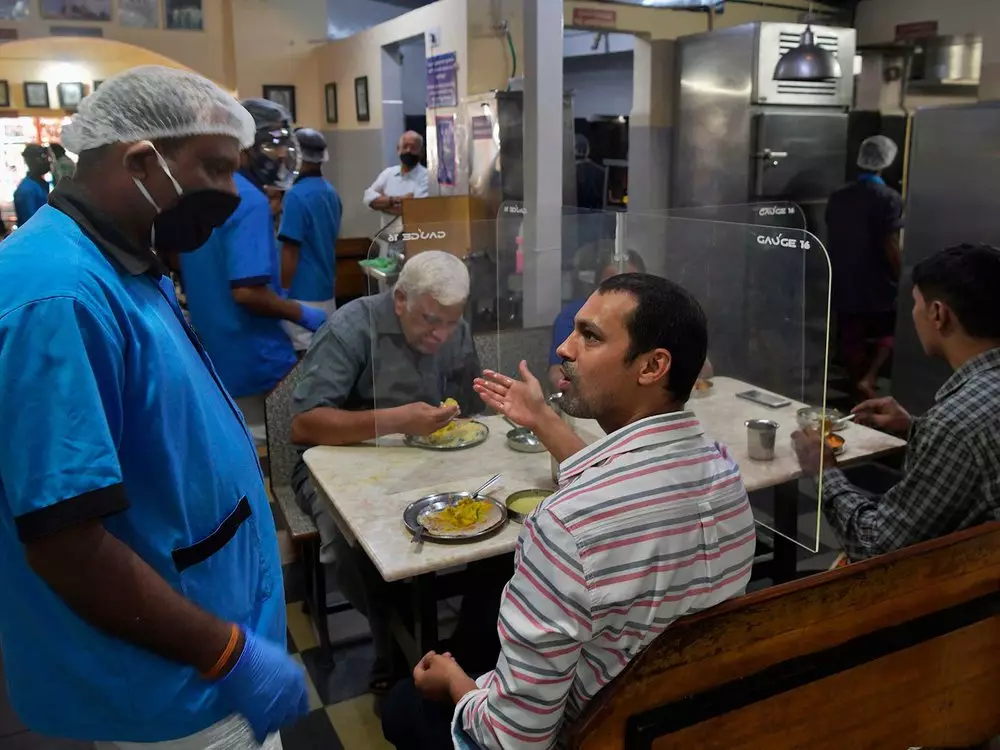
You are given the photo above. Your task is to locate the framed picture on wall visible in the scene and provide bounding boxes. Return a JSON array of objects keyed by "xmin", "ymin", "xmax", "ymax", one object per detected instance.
[
  {"xmin": 262, "ymin": 85, "xmax": 296, "ymax": 123},
  {"xmin": 0, "ymin": 1, "xmax": 30, "ymax": 20},
  {"xmin": 0, "ymin": 81, "xmax": 10, "ymax": 108},
  {"xmin": 325, "ymin": 83, "xmax": 337, "ymax": 124},
  {"xmin": 23, "ymin": 81, "xmax": 49, "ymax": 108},
  {"xmin": 354, "ymin": 76, "xmax": 369, "ymax": 123},
  {"xmin": 41, "ymin": 0, "xmax": 111, "ymax": 20},
  {"xmin": 164, "ymin": 0, "xmax": 201, "ymax": 30},
  {"xmin": 119, "ymin": 0, "xmax": 159, "ymax": 28},
  {"xmin": 57, "ymin": 82, "xmax": 85, "ymax": 110}
]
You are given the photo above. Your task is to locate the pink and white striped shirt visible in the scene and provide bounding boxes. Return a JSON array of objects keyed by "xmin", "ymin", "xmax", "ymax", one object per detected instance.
[{"xmin": 454, "ymin": 411, "xmax": 756, "ymax": 748}]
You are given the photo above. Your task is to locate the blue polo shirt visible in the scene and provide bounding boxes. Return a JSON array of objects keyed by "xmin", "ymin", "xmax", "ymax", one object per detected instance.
[
  {"xmin": 0, "ymin": 190, "xmax": 284, "ymax": 742},
  {"xmin": 13, "ymin": 175, "xmax": 49, "ymax": 225},
  {"xmin": 278, "ymin": 173, "xmax": 342, "ymax": 303},
  {"xmin": 180, "ymin": 171, "xmax": 296, "ymax": 397}
]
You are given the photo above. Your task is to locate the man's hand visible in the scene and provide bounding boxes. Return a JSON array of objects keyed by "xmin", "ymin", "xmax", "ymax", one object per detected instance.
[
  {"xmin": 216, "ymin": 630, "xmax": 309, "ymax": 742},
  {"xmin": 852, "ymin": 397, "xmax": 912, "ymax": 435},
  {"xmin": 391, "ymin": 401, "xmax": 459, "ymax": 436},
  {"xmin": 413, "ymin": 651, "xmax": 475, "ymax": 704},
  {"xmin": 791, "ymin": 427, "xmax": 837, "ymax": 476},
  {"xmin": 475, "ymin": 360, "xmax": 546, "ymax": 430}
]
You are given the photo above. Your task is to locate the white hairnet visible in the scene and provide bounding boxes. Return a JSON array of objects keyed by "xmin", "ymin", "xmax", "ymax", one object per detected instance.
[
  {"xmin": 61, "ymin": 65, "xmax": 255, "ymax": 154},
  {"xmin": 857, "ymin": 135, "xmax": 898, "ymax": 172}
]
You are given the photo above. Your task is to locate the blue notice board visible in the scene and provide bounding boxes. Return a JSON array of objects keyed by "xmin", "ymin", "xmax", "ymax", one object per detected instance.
[{"xmin": 427, "ymin": 52, "xmax": 458, "ymax": 109}]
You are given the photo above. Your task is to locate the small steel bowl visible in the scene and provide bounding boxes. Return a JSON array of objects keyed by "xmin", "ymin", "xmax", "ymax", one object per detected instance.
[
  {"xmin": 506, "ymin": 427, "xmax": 546, "ymax": 453},
  {"xmin": 505, "ymin": 488, "xmax": 553, "ymax": 523}
]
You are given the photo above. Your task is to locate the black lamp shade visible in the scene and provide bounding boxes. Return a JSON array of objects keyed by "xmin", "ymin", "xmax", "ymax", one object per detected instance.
[{"xmin": 773, "ymin": 26, "xmax": 842, "ymax": 81}]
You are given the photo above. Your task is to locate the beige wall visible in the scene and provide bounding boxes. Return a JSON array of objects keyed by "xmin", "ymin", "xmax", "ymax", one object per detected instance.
[
  {"xmin": 0, "ymin": 1, "xmax": 228, "ymax": 85},
  {"xmin": 315, "ymin": 0, "xmax": 467, "ymax": 131}
]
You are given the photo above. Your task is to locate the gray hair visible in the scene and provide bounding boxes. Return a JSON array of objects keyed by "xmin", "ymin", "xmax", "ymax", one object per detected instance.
[
  {"xmin": 394, "ymin": 251, "xmax": 469, "ymax": 306},
  {"xmin": 399, "ymin": 130, "xmax": 424, "ymax": 151}
]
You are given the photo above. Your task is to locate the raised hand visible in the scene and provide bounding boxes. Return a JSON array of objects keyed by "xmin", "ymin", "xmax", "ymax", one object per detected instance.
[{"xmin": 474, "ymin": 360, "xmax": 546, "ymax": 431}]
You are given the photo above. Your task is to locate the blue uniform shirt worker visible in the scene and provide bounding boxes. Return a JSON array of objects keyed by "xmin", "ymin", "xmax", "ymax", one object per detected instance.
[
  {"xmin": 181, "ymin": 98, "xmax": 323, "ymax": 443},
  {"xmin": 793, "ymin": 244, "xmax": 1000, "ymax": 561},
  {"xmin": 0, "ymin": 65, "xmax": 307, "ymax": 749},
  {"xmin": 279, "ymin": 127, "xmax": 342, "ymax": 351},
  {"xmin": 13, "ymin": 143, "xmax": 50, "ymax": 226}
]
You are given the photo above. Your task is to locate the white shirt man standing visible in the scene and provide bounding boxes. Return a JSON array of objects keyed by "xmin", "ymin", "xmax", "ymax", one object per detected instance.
[{"xmin": 363, "ymin": 130, "xmax": 429, "ymax": 229}]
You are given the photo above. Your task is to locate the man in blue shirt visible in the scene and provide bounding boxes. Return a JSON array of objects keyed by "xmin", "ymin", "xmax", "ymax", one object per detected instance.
[
  {"xmin": 181, "ymin": 99, "xmax": 326, "ymax": 443},
  {"xmin": 0, "ymin": 66, "xmax": 306, "ymax": 748},
  {"xmin": 279, "ymin": 128, "xmax": 342, "ymax": 351},
  {"xmin": 12, "ymin": 143, "xmax": 50, "ymax": 226}
]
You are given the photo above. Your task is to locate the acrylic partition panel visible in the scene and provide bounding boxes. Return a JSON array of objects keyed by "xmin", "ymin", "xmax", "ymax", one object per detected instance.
[
  {"xmin": 501, "ymin": 201, "xmax": 833, "ymax": 552},
  {"xmin": 365, "ymin": 220, "xmax": 500, "ymax": 461}
]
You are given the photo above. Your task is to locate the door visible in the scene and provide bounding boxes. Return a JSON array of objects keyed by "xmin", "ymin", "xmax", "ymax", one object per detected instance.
[{"xmin": 752, "ymin": 110, "xmax": 848, "ymax": 201}]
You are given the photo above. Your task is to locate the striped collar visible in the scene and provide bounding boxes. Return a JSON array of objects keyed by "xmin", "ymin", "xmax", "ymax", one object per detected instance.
[{"xmin": 558, "ymin": 411, "xmax": 705, "ymax": 484}]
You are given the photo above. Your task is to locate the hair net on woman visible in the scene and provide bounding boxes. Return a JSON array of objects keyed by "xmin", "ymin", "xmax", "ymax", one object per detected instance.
[
  {"xmin": 857, "ymin": 135, "xmax": 898, "ymax": 172},
  {"xmin": 61, "ymin": 65, "xmax": 255, "ymax": 154}
]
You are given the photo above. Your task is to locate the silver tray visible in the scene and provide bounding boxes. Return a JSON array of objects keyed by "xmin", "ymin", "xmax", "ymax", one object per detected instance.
[
  {"xmin": 403, "ymin": 491, "xmax": 508, "ymax": 543},
  {"xmin": 404, "ymin": 419, "xmax": 490, "ymax": 451}
]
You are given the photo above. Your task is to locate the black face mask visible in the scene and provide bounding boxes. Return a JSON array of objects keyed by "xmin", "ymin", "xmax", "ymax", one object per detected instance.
[
  {"xmin": 399, "ymin": 152, "xmax": 420, "ymax": 169},
  {"xmin": 132, "ymin": 145, "xmax": 241, "ymax": 253},
  {"xmin": 152, "ymin": 189, "xmax": 241, "ymax": 254}
]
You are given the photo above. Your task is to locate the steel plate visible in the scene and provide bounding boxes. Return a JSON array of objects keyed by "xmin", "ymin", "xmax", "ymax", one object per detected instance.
[
  {"xmin": 404, "ymin": 420, "xmax": 490, "ymax": 451},
  {"xmin": 403, "ymin": 491, "xmax": 508, "ymax": 543}
]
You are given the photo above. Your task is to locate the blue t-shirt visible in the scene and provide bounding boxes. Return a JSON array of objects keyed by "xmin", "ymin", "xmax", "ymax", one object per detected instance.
[
  {"xmin": 0, "ymin": 205, "xmax": 284, "ymax": 742},
  {"xmin": 13, "ymin": 176, "xmax": 49, "ymax": 226},
  {"xmin": 549, "ymin": 299, "xmax": 585, "ymax": 365},
  {"xmin": 278, "ymin": 174, "xmax": 342, "ymax": 303},
  {"xmin": 180, "ymin": 171, "xmax": 297, "ymax": 398}
]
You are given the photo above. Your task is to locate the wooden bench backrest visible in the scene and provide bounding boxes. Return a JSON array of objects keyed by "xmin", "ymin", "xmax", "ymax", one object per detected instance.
[{"xmin": 569, "ymin": 523, "xmax": 1000, "ymax": 750}]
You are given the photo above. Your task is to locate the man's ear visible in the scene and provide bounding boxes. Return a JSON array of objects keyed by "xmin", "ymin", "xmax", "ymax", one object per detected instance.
[
  {"xmin": 637, "ymin": 348, "xmax": 671, "ymax": 388},
  {"xmin": 122, "ymin": 141, "xmax": 158, "ymax": 181}
]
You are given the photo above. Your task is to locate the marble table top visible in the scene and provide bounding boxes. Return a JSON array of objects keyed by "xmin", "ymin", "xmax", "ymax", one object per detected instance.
[{"xmin": 304, "ymin": 376, "xmax": 907, "ymax": 582}]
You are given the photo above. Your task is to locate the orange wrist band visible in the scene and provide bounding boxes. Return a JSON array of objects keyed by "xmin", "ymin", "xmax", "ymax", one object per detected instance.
[{"xmin": 203, "ymin": 624, "xmax": 241, "ymax": 680}]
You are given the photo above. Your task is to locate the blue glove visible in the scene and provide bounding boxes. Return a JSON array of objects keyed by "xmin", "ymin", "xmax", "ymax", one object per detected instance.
[
  {"xmin": 216, "ymin": 630, "xmax": 309, "ymax": 743},
  {"xmin": 297, "ymin": 304, "xmax": 327, "ymax": 332}
]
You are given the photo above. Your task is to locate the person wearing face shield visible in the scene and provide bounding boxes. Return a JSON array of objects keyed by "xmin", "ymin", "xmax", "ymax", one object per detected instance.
[
  {"xmin": 278, "ymin": 127, "xmax": 342, "ymax": 352},
  {"xmin": 0, "ymin": 66, "xmax": 307, "ymax": 749},
  {"xmin": 178, "ymin": 98, "xmax": 322, "ymax": 442}
]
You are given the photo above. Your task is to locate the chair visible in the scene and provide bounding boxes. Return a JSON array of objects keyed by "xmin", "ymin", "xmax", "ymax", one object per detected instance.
[
  {"xmin": 264, "ymin": 361, "xmax": 350, "ymax": 664},
  {"xmin": 568, "ymin": 522, "xmax": 1000, "ymax": 750}
]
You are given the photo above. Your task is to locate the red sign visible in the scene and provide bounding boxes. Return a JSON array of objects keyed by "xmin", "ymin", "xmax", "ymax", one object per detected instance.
[
  {"xmin": 895, "ymin": 21, "xmax": 938, "ymax": 41},
  {"xmin": 571, "ymin": 7, "xmax": 617, "ymax": 30}
]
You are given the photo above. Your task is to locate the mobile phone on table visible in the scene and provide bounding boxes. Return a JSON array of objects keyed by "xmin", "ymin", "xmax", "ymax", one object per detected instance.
[{"xmin": 735, "ymin": 389, "xmax": 791, "ymax": 409}]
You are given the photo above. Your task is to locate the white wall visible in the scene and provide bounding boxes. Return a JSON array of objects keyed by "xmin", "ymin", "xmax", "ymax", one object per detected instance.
[
  {"xmin": 564, "ymin": 51, "xmax": 633, "ymax": 118},
  {"xmin": 854, "ymin": 0, "xmax": 1000, "ymax": 98},
  {"xmin": 563, "ymin": 30, "xmax": 634, "ymax": 58}
]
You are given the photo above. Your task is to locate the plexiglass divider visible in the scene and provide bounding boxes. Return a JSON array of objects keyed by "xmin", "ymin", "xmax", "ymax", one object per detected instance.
[
  {"xmin": 364, "ymin": 220, "xmax": 500, "ymax": 485},
  {"xmin": 499, "ymin": 201, "xmax": 832, "ymax": 553}
]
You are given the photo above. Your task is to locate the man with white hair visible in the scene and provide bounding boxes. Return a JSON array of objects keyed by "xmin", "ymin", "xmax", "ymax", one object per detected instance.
[
  {"xmin": 363, "ymin": 130, "xmax": 429, "ymax": 226},
  {"xmin": 290, "ymin": 250, "xmax": 485, "ymax": 693},
  {"xmin": 0, "ymin": 66, "xmax": 306, "ymax": 748},
  {"xmin": 826, "ymin": 134, "xmax": 904, "ymax": 400}
]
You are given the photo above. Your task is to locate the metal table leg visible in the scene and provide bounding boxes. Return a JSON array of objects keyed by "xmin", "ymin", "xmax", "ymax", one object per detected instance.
[
  {"xmin": 412, "ymin": 573, "xmax": 439, "ymax": 656},
  {"xmin": 306, "ymin": 538, "xmax": 333, "ymax": 667},
  {"xmin": 772, "ymin": 481, "xmax": 800, "ymax": 584}
]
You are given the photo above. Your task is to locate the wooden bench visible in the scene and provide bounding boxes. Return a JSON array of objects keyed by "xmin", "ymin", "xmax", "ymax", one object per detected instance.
[{"xmin": 569, "ymin": 523, "xmax": 1000, "ymax": 750}]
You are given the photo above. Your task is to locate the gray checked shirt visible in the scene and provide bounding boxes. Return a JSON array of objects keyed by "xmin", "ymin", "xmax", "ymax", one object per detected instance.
[{"xmin": 822, "ymin": 347, "xmax": 1000, "ymax": 560}]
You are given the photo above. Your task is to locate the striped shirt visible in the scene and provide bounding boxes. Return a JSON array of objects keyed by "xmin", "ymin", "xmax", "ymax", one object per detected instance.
[{"xmin": 453, "ymin": 411, "xmax": 756, "ymax": 748}]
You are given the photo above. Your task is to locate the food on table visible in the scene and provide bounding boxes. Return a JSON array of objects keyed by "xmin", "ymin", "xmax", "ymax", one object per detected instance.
[
  {"xmin": 507, "ymin": 491, "xmax": 549, "ymax": 517},
  {"xmin": 426, "ymin": 398, "xmax": 462, "ymax": 443},
  {"xmin": 797, "ymin": 406, "xmax": 846, "ymax": 434},
  {"xmin": 825, "ymin": 433, "xmax": 845, "ymax": 452},
  {"xmin": 419, "ymin": 497, "xmax": 498, "ymax": 535}
]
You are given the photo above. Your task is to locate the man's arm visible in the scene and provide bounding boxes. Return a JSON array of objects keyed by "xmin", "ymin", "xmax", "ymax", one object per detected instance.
[
  {"xmin": 231, "ymin": 285, "xmax": 309, "ymax": 323},
  {"xmin": 363, "ymin": 170, "xmax": 398, "ymax": 213},
  {"xmin": 884, "ymin": 230, "xmax": 902, "ymax": 279},
  {"xmin": 820, "ymin": 416, "xmax": 977, "ymax": 560},
  {"xmin": 455, "ymin": 508, "xmax": 591, "ymax": 748},
  {"xmin": 26, "ymin": 520, "xmax": 239, "ymax": 674},
  {"xmin": 280, "ymin": 241, "xmax": 300, "ymax": 292},
  {"xmin": 278, "ymin": 191, "xmax": 305, "ymax": 291},
  {"xmin": 415, "ymin": 169, "xmax": 430, "ymax": 198}
]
